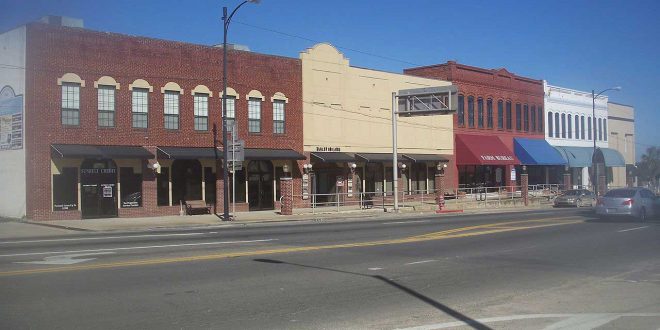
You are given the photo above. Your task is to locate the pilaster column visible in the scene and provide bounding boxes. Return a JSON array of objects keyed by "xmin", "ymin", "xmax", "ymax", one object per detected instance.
[{"xmin": 280, "ymin": 177, "xmax": 293, "ymax": 215}]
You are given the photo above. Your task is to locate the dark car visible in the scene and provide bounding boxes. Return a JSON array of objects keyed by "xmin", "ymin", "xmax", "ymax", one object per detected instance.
[{"xmin": 554, "ymin": 189, "xmax": 596, "ymax": 208}]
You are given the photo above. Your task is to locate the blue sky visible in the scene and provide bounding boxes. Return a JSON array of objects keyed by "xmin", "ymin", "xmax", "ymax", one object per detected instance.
[{"xmin": 1, "ymin": 0, "xmax": 658, "ymax": 160}]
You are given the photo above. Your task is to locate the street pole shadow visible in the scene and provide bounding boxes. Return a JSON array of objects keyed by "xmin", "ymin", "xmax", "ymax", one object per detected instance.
[{"xmin": 253, "ymin": 258, "xmax": 492, "ymax": 330}]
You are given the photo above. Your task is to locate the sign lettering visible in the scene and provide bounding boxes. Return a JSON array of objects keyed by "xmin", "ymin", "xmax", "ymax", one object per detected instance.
[
  {"xmin": 316, "ymin": 146, "xmax": 341, "ymax": 152},
  {"xmin": 480, "ymin": 155, "xmax": 514, "ymax": 161}
]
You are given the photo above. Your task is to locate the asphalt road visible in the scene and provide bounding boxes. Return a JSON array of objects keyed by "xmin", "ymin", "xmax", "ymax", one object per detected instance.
[{"xmin": 1, "ymin": 209, "xmax": 659, "ymax": 329}]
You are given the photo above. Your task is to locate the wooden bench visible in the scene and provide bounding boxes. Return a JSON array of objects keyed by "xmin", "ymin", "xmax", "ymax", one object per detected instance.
[{"xmin": 185, "ymin": 200, "xmax": 211, "ymax": 215}]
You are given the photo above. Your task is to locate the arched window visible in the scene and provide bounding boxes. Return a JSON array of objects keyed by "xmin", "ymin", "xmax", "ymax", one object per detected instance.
[
  {"xmin": 538, "ymin": 106, "xmax": 543, "ymax": 132},
  {"xmin": 486, "ymin": 99, "xmax": 493, "ymax": 128},
  {"xmin": 506, "ymin": 101, "xmax": 512, "ymax": 130},
  {"xmin": 567, "ymin": 114, "xmax": 572, "ymax": 139},
  {"xmin": 548, "ymin": 111, "xmax": 553, "ymax": 138},
  {"xmin": 574, "ymin": 115, "xmax": 579, "ymax": 140},
  {"xmin": 515, "ymin": 103, "xmax": 522, "ymax": 131},
  {"xmin": 457, "ymin": 95, "xmax": 465, "ymax": 127},
  {"xmin": 554, "ymin": 112, "xmax": 560, "ymax": 137},
  {"xmin": 497, "ymin": 100, "xmax": 504, "ymax": 129},
  {"xmin": 561, "ymin": 113, "xmax": 566, "ymax": 138},
  {"xmin": 477, "ymin": 97, "xmax": 484, "ymax": 128},
  {"xmin": 603, "ymin": 119, "xmax": 608, "ymax": 141},
  {"xmin": 531, "ymin": 105, "xmax": 536, "ymax": 132},
  {"xmin": 523, "ymin": 104, "xmax": 529, "ymax": 132},
  {"xmin": 598, "ymin": 118, "xmax": 603, "ymax": 141},
  {"xmin": 467, "ymin": 96, "xmax": 475, "ymax": 128},
  {"xmin": 581, "ymin": 116, "xmax": 585, "ymax": 140},
  {"xmin": 588, "ymin": 117, "xmax": 592, "ymax": 140}
]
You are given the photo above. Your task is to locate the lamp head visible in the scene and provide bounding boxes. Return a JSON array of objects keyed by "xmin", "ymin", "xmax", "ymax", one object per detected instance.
[
  {"xmin": 248, "ymin": 0, "xmax": 261, "ymax": 3},
  {"xmin": 613, "ymin": 86, "xmax": 622, "ymax": 91}
]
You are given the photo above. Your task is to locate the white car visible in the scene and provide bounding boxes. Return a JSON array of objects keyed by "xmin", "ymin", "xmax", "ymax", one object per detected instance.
[{"xmin": 595, "ymin": 188, "xmax": 658, "ymax": 221}]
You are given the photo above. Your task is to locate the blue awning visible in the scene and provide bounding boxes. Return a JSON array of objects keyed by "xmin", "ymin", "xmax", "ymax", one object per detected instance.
[
  {"xmin": 553, "ymin": 146, "xmax": 626, "ymax": 168},
  {"xmin": 554, "ymin": 146, "xmax": 593, "ymax": 168},
  {"xmin": 514, "ymin": 138, "xmax": 566, "ymax": 165},
  {"xmin": 601, "ymin": 148, "xmax": 626, "ymax": 167}
]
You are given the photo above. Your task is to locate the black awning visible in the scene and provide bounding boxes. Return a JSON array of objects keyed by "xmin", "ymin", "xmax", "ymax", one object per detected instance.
[
  {"xmin": 244, "ymin": 149, "xmax": 306, "ymax": 160},
  {"xmin": 51, "ymin": 144, "xmax": 154, "ymax": 159},
  {"xmin": 157, "ymin": 147, "xmax": 221, "ymax": 159},
  {"xmin": 310, "ymin": 152, "xmax": 355, "ymax": 162},
  {"xmin": 355, "ymin": 153, "xmax": 403, "ymax": 163},
  {"xmin": 402, "ymin": 154, "xmax": 450, "ymax": 163}
]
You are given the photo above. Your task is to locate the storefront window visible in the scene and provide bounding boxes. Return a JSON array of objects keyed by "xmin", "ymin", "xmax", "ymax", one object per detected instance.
[
  {"xmin": 120, "ymin": 167, "xmax": 142, "ymax": 208},
  {"xmin": 157, "ymin": 167, "xmax": 170, "ymax": 206},
  {"xmin": 204, "ymin": 167, "xmax": 216, "ymax": 205},
  {"xmin": 53, "ymin": 167, "xmax": 78, "ymax": 211},
  {"xmin": 231, "ymin": 169, "xmax": 246, "ymax": 203}
]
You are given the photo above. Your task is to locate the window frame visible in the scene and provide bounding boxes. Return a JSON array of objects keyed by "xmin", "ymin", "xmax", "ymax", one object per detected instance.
[
  {"xmin": 506, "ymin": 101, "xmax": 512, "ymax": 130},
  {"xmin": 193, "ymin": 93, "xmax": 209, "ymax": 131},
  {"xmin": 515, "ymin": 103, "xmax": 522, "ymax": 131},
  {"xmin": 523, "ymin": 104, "xmax": 529, "ymax": 132},
  {"xmin": 272, "ymin": 99, "xmax": 286, "ymax": 134},
  {"xmin": 548, "ymin": 111, "xmax": 553, "ymax": 138},
  {"xmin": 530, "ymin": 105, "xmax": 536, "ymax": 132},
  {"xmin": 457, "ymin": 95, "xmax": 465, "ymax": 127},
  {"xmin": 97, "ymin": 85, "xmax": 116, "ymax": 128},
  {"xmin": 497, "ymin": 100, "xmax": 503, "ymax": 129},
  {"xmin": 131, "ymin": 87, "xmax": 149, "ymax": 129},
  {"xmin": 61, "ymin": 82, "xmax": 81, "ymax": 126},
  {"xmin": 164, "ymin": 90, "xmax": 180, "ymax": 130},
  {"xmin": 248, "ymin": 97, "xmax": 262, "ymax": 133},
  {"xmin": 477, "ymin": 97, "xmax": 484, "ymax": 128},
  {"xmin": 467, "ymin": 96, "xmax": 475, "ymax": 128}
]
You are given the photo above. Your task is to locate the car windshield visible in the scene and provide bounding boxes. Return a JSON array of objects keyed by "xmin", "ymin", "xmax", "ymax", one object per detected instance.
[
  {"xmin": 604, "ymin": 189, "xmax": 636, "ymax": 198},
  {"xmin": 562, "ymin": 190, "xmax": 581, "ymax": 196}
]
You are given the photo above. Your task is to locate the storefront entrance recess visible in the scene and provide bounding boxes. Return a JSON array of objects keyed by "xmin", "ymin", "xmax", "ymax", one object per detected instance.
[{"xmin": 80, "ymin": 159, "xmax": 118, "ymax": 219}]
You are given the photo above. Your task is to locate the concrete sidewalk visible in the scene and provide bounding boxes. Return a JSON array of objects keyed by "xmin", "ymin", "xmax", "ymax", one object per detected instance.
[{"xmin": 0, "ymin": 204, "xmax": 556, "ymax": 240}]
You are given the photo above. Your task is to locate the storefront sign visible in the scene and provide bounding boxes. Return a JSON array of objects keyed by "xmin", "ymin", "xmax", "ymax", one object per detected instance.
[
  {"xmin": 510, "ymin": 168, "xmax": 516, "ymax": 182},
  {"xmin": 480, "ymin": 155, "xmax": 514, "ymax": 161},
  {"xmin": 302, "ymin": 173, "xmax": 309, "ymax": 200},
  {"xmin": 336, "ymin": 176, "xmax": 344, "ymax": 187},
  {"xmin": 122, "ymin": 201, "xmax": 140, "ymax": 208},
  {"xmin": 316, "ymin": 146, "xmax": 341, "ymax": 152},
  {"xmin": 347, "ymin": 179, "xmax": 353, "ymax": 197},
  {"xmin": 81, "ymin": 168, "xmax": 117, "ymax": 174},
  {"xmin": 102, "ymin": 184, "xmax": 113, "ymax": 198},
  {"xmin": 53, "ymin": 203, "xmax": 77, "ymax": 211}
]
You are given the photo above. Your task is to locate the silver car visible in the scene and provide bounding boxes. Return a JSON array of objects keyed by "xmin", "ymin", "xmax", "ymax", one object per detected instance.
[
  {"xmin": 595, "ymin": 188, "xmax": 658, "ymax": 221},
  {"xmin": 554, "ymin": 189, "xmax": 596, "ymax": 208}
]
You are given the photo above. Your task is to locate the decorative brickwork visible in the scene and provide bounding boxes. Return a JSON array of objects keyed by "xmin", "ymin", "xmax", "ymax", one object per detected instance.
[
  {"xmin": 279, "ymin": 177, "xmax": 293, "ymax": 215},
  {"xmin": 521, "ymin": 173, "xmax": 529, "ymax": 206}
]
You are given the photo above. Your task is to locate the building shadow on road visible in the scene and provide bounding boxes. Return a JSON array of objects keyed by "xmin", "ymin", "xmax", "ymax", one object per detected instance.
[{"xmin": 253, "ymin": 258, "xmax": 492, "ymax": 330}]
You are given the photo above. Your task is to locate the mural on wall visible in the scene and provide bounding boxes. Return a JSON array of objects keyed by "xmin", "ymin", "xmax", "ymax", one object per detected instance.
[{"xmin": 0, "ymin": 85, "xmax": 23, "ymax": 150}]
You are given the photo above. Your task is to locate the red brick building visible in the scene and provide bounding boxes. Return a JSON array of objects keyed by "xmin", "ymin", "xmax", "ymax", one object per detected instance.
[
  {"xmin": 405, "ymin": 61, "xmax": 563, "ymax": 190},
  {"xmin": 11, "ymin": 19, "xmax": 304, "ymax": 220}
]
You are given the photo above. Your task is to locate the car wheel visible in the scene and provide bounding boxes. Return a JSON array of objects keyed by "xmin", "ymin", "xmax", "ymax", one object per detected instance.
[
  {"xmin": 638, "ymin": 207, "xmax": 647, "ymax": 222},
  {"xmin": 576, "ymin": 199, "xmax": 582, "ymax": 207}
]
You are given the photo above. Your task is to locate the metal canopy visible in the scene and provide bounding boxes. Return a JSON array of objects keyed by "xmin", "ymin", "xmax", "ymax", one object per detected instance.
[
  {"xmin": 51, "ymin": 144, "xmax": 154, "ymax": 159},
  {"xmin": 157, "ymin": 147, "xmax": 221, "ymax": 159},
  {"xmin": 244, "ymin": 149, "xmax": 306, "ymax": 160},
  {"xmin": 355, "ymin": 153, "xmax": 404, "ymax": 163},
  {"xmin": 402, "ymin": 154, "xmax": 450, "ymax": 163},
  {"xmin": 310, "ymin": 152, "xmax": 355, "ymax": 163}
]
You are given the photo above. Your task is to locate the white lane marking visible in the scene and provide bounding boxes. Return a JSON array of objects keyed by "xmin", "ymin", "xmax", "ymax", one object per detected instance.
[
  {"xmin": 618, "ymin": 226, "xmax": 649, "ymax": 233},
  {"xmin": 405, "ymin": 260, "xmax": 436, "ymax": 265},
  {"xmin": 368, "ymin": 267, "xmax": 383, "ymax": 271},
  {"xmin": 15, "ymin": 252, "xmax": 116, "ymax": 265},
  {"xmin": 0, "ymin": 239, "xmax": 277, "ymax": 258},
  {"xmin": 384, "ymin": 220, "xmax": 430, "ymax": 225},
  {"xmin": 542, "ymin": 313, "xmax": 622, "ymax": 330},
  {"xmin": 0, "ymin": 232, "xmax": 208, "ymax": 245},
  {"xmin": 396, "ymin": 313, "xmax": 660, "ymax": 330}
]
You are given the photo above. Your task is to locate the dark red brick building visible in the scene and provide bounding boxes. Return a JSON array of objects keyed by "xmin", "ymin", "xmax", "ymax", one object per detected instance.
[
  {"xmin": 405, "ymin": 61, "xmax": 560, "ymax": 190},
  {"xmin": 20, "ymin": 20, "xmax": 304, "ymax": 220}
]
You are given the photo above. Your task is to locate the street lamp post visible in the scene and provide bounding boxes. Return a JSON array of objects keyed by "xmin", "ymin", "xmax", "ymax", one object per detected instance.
[
  {"xmin": 221, "ymin": 0, "xmax": 259, "ymax": 220},
  {"xmin": 591, "ymin": 86, "xmax": 621, "ymax": 196}
]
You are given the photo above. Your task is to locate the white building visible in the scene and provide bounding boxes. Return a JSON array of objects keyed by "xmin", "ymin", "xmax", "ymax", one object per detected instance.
[{"xmin": 544, "ymin": 81, "xmax": 625, "ymax": 190}]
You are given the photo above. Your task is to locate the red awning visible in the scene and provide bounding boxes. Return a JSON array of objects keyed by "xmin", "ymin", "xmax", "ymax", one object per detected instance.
[{"xmin": 455, "ymin": 134, "xmax": 518, "ymax": 165}]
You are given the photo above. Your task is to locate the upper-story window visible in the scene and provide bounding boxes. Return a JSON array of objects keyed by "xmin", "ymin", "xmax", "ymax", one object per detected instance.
[
  {"xmin": 497, "ymin": 100, "xmax": 503, "ymax": 129},
  {"xmin": 561, "ymin": 113, "xmax": 566, "ymax": 138},
  {"xmin": 248, "ymin": 98, "xmax": 262, "ymax": 133},
  {"xmin": 162, "ymin": 82, "xmax": 182, "ymax": 130},
  {"xmin": 554, "ymin": 112, "xmax": 560, "ymax": 137},
  {"xmin": 537, "ymin": 106, "xmax": 543, "ymax": 132},
  {"xmin": 547, "ymin": 111, "xmax": 553, "ymax": 138},
  {"xmin": 567, "ymin": 114, "xmax": 572, "ymax": 139},
  {"xmin": 486, "ymin": 99, "xmax": 493, "ymax": 129},
  {"xmin": 61, "ymin": 83, "xmax": 81, "ymax": 126},
  {"xmin": 581, "ymin": 116, "xmax": 585, "ymax": 140},
  {"xmin": 97, "ymin": 86, "xmax": 115, "ymax": 127},
  {"xmin": 574, "ymin": 115, "xmax": 579, "ymax": 140},
  {"xmin": 457, "ymin": 95, "xmax": 465, "ymax": 127},
  {"xmin": 130, "ymin": 79, "xmax": 152, "ymax": 129},
  {"xmin": 477, "ymin": 98, "xmax": 484, "ymax": 128},
  {"xmin": 224, "ymin": 96, "xmax": 236, "ymax": 131},
  {"xmin": 273, "ymin": 100, "xmax": 286, "ymax": 134},
  {"xmin": 164, "ymin": 91, "xmax": 180, "ymax": 130},
  {"xmin": 515, "ymin": 103, "xmax": 522, "ymax": 131},
  {"xmin": 530, "ymin": 106, "xmax": 536, "ymax": 132},
  {"xmin": 523, "ymin": 104, "xmax": 529, "ymax": 132},
  {"xmin": 467, "ymin": 96, "xmax": 475, "ymax": 128},
  {"xmin": 194, "ymin": 93, "xmax": 209, "ymax": 131},
  {"xmin": 598, "ymin": 118, "xmax": 603, "ymax": 141},
  {"xmin": 132, "ymin": 88, "xmax": 149, "ymax": 128},
  {"xmin": 506, "ymin": 101, "xmax": 512, "ymax": 130},
  {"xmin": 603, "ymin": 119, "xmax": 608, "ymax": 141},
  {"xmin": 587, "ymin": 117, "xmax": 592, "ymax": 140}
]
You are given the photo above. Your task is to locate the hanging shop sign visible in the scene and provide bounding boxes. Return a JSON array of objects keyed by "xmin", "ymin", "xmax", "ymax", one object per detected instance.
[{"xmin": 302, "ymin": 173, "xmax": 309, "ymax": 200}]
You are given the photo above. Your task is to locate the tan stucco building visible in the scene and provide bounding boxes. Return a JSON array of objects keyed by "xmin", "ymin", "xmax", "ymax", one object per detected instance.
[
  {"xmin": 607, "ymin": 102, "xmax": 636, "ymax": 187},
  {"xmin": 300, "ymin": 43, "xmax": 455, "ymax": 201}
]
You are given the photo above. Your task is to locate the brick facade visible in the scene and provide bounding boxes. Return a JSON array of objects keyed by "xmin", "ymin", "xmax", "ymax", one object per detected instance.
[
  {"xmin": 405, "ymin": 61, "xmax": 545, "ymax": 190},
  {"xmin": 24, "ymin": 23, "xmax": 303, "ymax": 220}
]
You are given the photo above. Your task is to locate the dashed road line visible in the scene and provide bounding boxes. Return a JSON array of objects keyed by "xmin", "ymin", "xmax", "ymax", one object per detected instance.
[
  {"xmin": 405, "ymin": 260, "xmax": 436, "ymax": 265},
  {"xmin": 0, "ymin": 232, "xmax": 208, "ymax": 245},
  {"xmin": 618, "ymin": 226, "xmax": 649, "ymax": 233}
]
